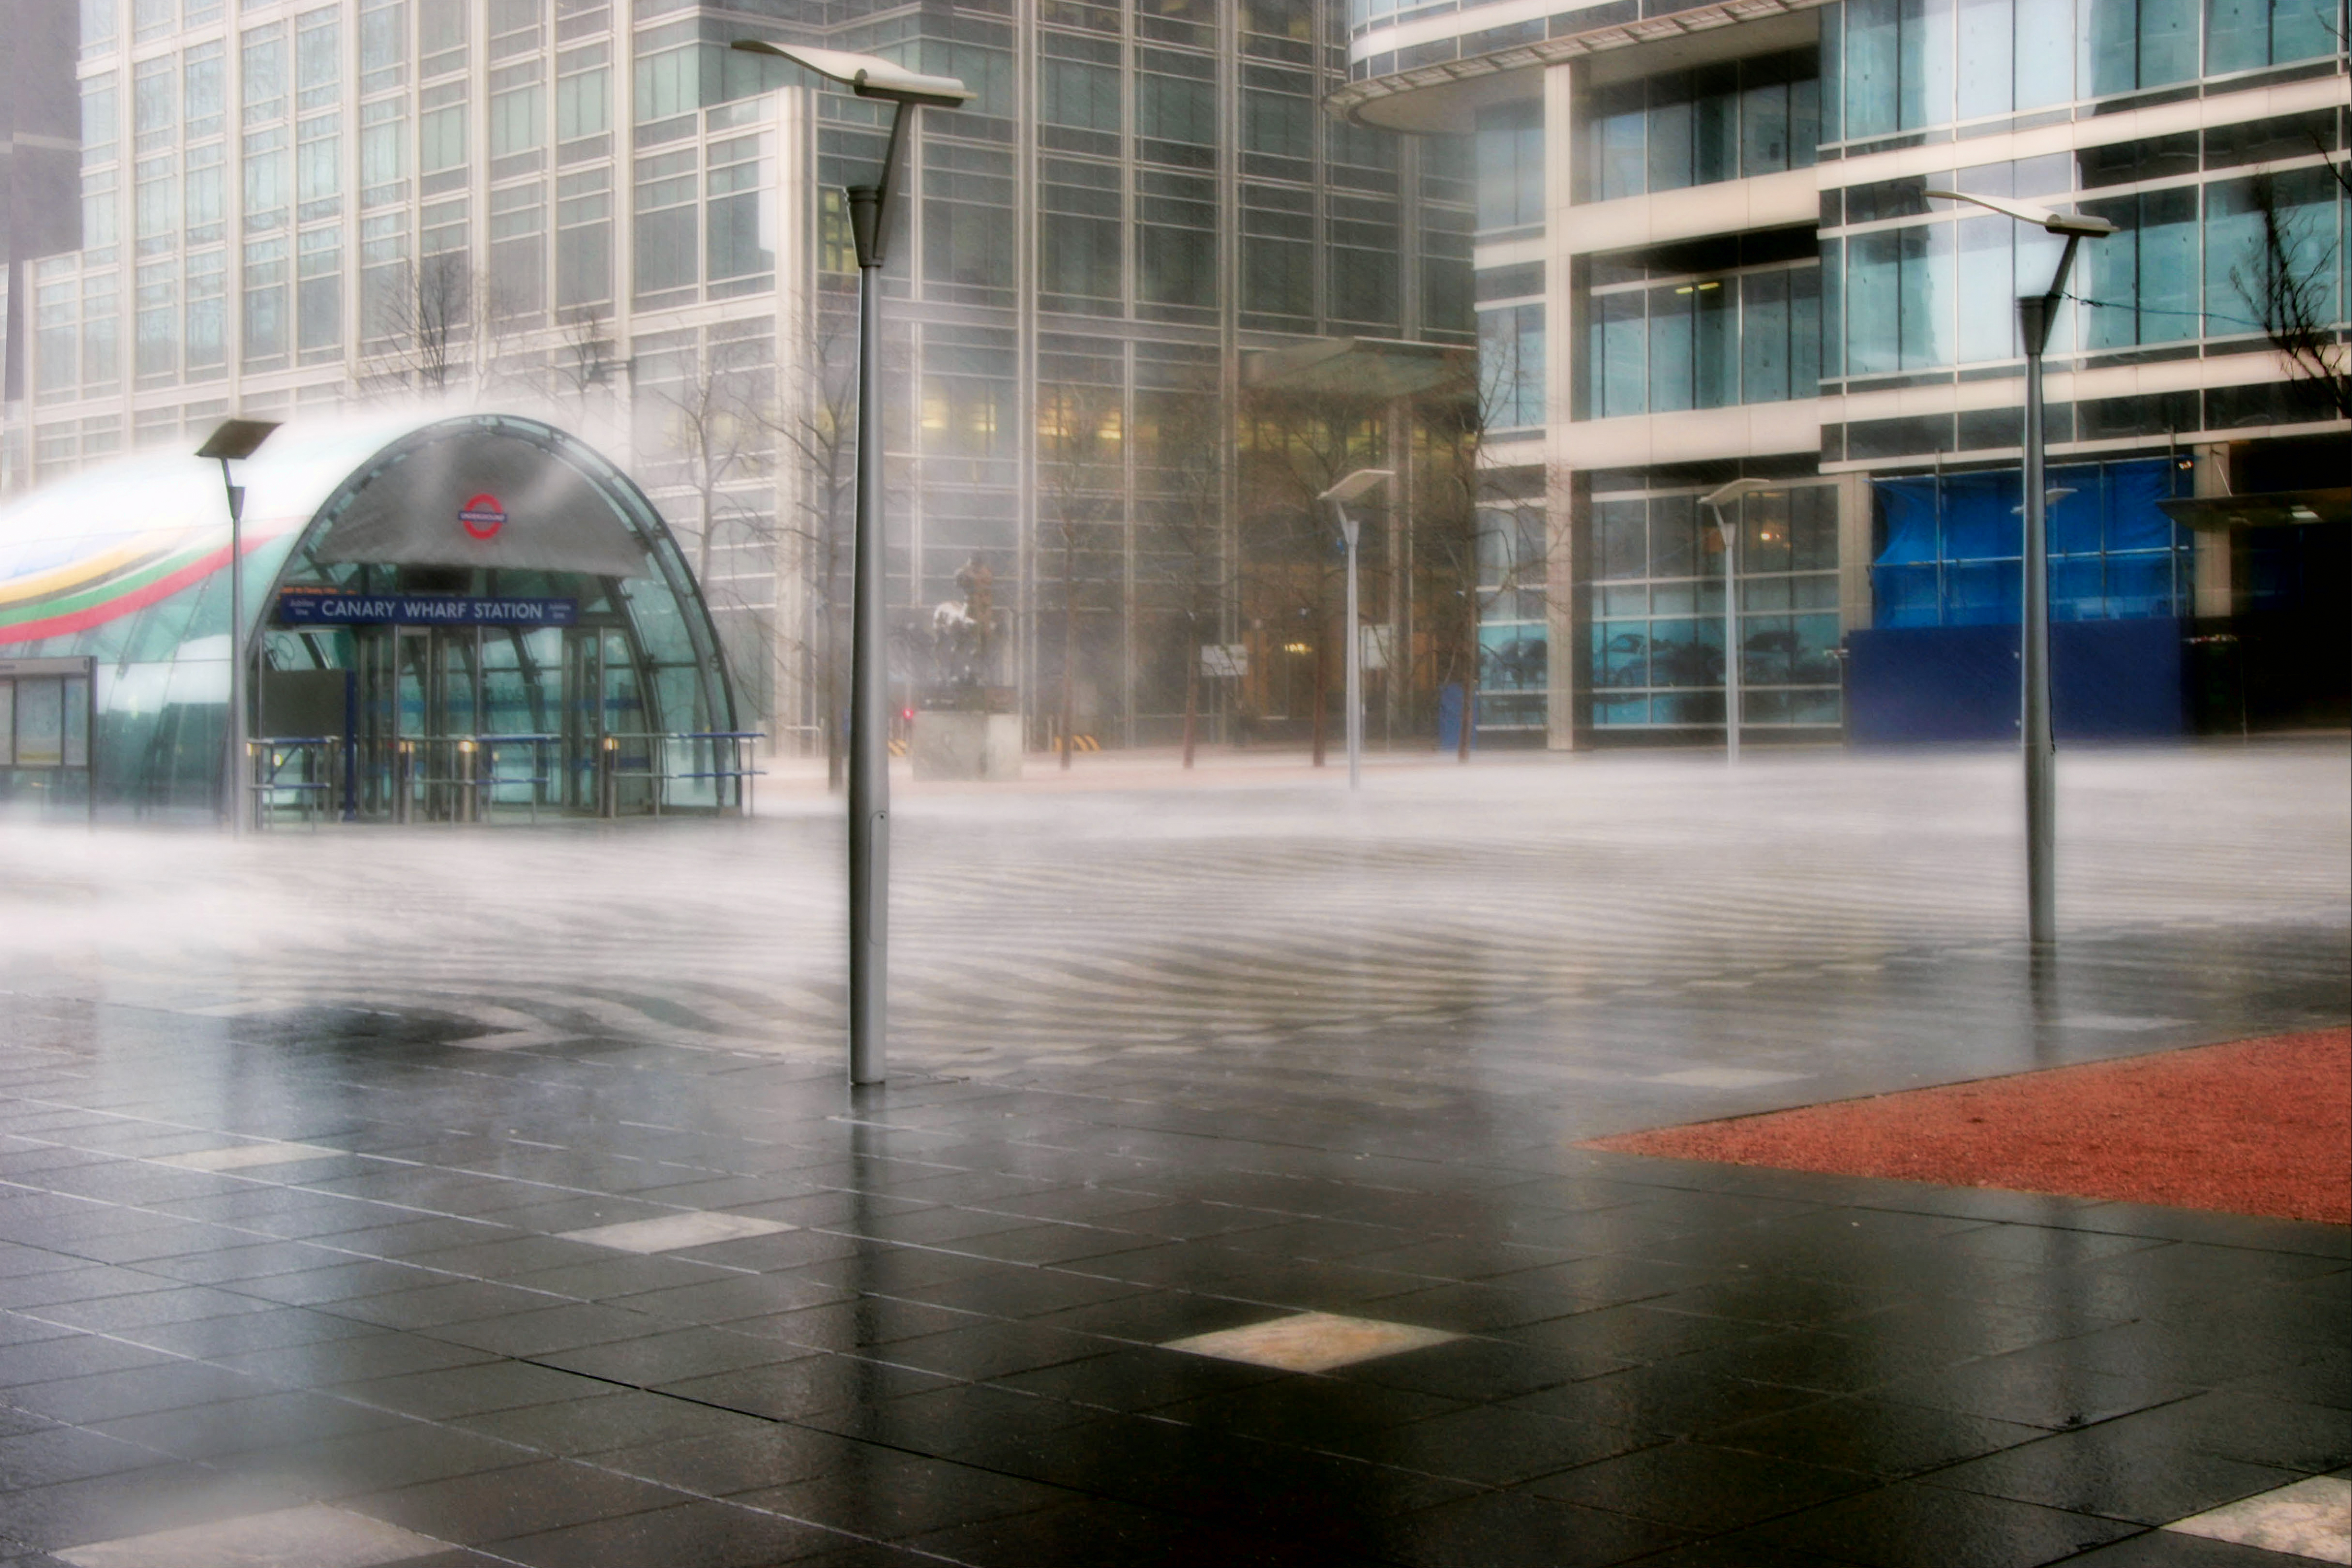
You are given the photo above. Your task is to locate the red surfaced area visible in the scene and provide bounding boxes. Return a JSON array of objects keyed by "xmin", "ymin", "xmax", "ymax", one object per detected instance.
[{"xmin": 1586, "ymin": 1029, "xmax": 2351, "ymax": 1225}]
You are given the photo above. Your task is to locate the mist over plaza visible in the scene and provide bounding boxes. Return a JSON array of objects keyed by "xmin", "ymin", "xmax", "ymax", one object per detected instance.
[{"xmin": 0, "ymin": 0, "xmax": 2346, "ymax": 1564}]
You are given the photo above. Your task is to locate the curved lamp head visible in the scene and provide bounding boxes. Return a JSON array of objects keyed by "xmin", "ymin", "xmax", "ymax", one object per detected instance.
[
  {"xmin": 1700, "ymin": 477, "xmax": 1774, "ymax": 510},
  {"xmin": 1923, "ymin": 190, "xmax": 2118, "ymax": 238},
  {"xmin": 729, "ymin": 40, "xmax": 971, "ymax": 108},
  {"xmin": 1320, "ymin": 468, "xmax": 1393, "ymax": 506},
  {"xmin": 195, "ymin": 418, "xmax": 280, "ymax": 462}
]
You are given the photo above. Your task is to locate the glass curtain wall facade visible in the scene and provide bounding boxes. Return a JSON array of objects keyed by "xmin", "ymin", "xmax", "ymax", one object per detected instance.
[
  {"xmin": 11, "ymin": 1, "xmax": 1479, "ymax": 752},
  {"xmin": 802, "ymin": 0, "xmax": 1474, "ymax": 747},
  {"xmin": 1334, "ymin": 0, "xmax": 2346, "ymax": 748}
]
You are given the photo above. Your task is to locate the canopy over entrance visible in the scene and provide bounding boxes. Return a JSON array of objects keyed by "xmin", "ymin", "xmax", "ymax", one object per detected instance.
[{"xmin": 0, "ymin": 411, "xmax": 741, "ymax": 821}]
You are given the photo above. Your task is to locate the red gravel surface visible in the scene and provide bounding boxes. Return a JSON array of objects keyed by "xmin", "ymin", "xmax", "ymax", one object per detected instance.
[{"xmin": 1586, "ymin": 1029, "xmax": 2351, "ymax": 1225}]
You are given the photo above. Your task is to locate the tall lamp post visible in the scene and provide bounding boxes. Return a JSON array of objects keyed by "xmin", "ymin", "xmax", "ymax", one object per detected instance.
[
  {"xmin": 1319, "ymin": 469, "xmax": 1391, "ymax": 791},
  {"xmin": 1924, "ymin": 190, "xmax": 2114, "ymax": 947},
  {"xmin": 1699, "ymin": 478, "xmax": 1773, "ymax": 768},
  {"xmin": 732, "ymin": 40, "xmax": 970, "ymax": 1085},
  {"xmin": 194, "ymin": 418, "xmax": 280, "ymax": 838}
]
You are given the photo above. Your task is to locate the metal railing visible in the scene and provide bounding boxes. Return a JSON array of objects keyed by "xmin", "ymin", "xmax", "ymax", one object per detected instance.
[
  {"xmin": 596, "ymin": 731, "xmax": 765, "ymax": 817},
  {"xmin": 248, "ymin": 736, "xmax": 340, "ymax": 828},
  {"xmin": 263, "ymin": 732, "xmax": 765, "ymax": 824}
]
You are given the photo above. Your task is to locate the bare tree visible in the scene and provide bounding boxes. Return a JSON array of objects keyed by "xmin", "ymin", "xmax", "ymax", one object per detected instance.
[
  {"xmin": 1420, "ymin": 328, "xmax": 1544, "ymax": 762},
  {"xmin": 1236, "ymin": 379, "xmax": 1388, "ymax": 765},
  {"xmin": 361, "ymin": 255, "xmax": 529, "ymax": 403},
  {"xmin": 646, "ymin": 339, "xmax": 779, "ymax": 590},
  {"xmin": 1037, "ymin": 382, "xmax": 1124, "ymax": 770},
  {"xmin": 773, "ymin": 310, "xmax": 859, "ymax": 789},
  {"xmin": 1137, "ymin": 377, "xmax": 1230, "ymax": 768},
  {"xmin": 2232, "ymin": 156, "xmax": 2352, "ymax": 423}
]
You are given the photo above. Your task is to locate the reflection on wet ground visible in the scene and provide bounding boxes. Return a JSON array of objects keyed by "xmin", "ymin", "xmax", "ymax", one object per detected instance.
[{"xmin": 0, "ymin": 746, "xmax": 2345, "ymax": 1564}]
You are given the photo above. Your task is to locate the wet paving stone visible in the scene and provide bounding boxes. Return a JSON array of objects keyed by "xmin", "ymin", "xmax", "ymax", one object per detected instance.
[{"xmin": 0, "ymin": 750, "xmax": 2346, "ymax": 1561}]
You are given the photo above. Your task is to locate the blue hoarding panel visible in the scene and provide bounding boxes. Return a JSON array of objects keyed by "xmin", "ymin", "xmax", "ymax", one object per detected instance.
[{"xmin": 1848, "ymin": 619, "xmax": 2185, "ymax": 743}]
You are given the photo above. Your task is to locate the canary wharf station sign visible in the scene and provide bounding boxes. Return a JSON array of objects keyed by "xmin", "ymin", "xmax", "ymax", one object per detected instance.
[{"xmin": 275, "ymin": 591, "xmax": 580, "ymax": 628}]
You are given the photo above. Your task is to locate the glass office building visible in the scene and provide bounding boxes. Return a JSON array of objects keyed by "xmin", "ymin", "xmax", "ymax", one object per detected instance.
[
  {"xmin": 3, "ymin": 0, "xmax": 1477, "ymax": 756},
  {"xmin": 1338, "ymin": 0, "xmax": 2349, "ymax": 745}
]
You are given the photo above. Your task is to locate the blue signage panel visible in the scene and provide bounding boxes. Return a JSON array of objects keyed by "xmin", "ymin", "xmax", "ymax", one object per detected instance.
[{"xmin": 275, "ymin": 593, "xmax": 580, "ymax": 628}]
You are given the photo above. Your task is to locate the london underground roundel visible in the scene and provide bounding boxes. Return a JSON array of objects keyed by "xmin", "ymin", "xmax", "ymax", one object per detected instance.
[{"xmin": 458, "ymin": 493, "xmax": 508, "ymax": 540}]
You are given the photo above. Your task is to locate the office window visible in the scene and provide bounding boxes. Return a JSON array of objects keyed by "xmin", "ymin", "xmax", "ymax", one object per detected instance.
[
  {"xmin": 185, "ymin": 42, "xmax": 224, "ymax": 141},
  {"xmin": 296, "ymin": 8, "xmax": 340, "ymax": 112},
  {"xmin": 135, "ymin": 158, "xmax": 175, "ymax": 257},
  {"xmin": 1479, "ymin": 303, "xmax": 1545, "ymax": 429},
  {"xmin": 635, "ymin": 46, "xmax": 701, "ymax": 126},
  {"xmin": 1040, "ymin": 159, "xmax": 1121, "ymax": 305},
  {"xmin": 419, "ymin": 0, "xmax": 465, "ymax": 76},
  {"xmin": 1330, "ymin": 206, "xmax": 1400, "ymax": 328},
  {"xmin": 1842, "ymin": 224, "xmax": 1952, "ymax": 374},
  {"xmin": 359, "ymin": 0, "xmax": 408, "ymax": 94},
  {"xmin": 557, "ymin": 47, "xmax": 611, "ymax": 140},
  {"xmin": 706, "ymin": 135, "xmax": 771, "ymax": 285},
  {"xmin": 491, "ymin": 66, "xmax": 545, "ymax": 159},
  {"xmin": 925, "ymin": 145, "xmax": 1017, "ymax": 293},
  {"xmin": 82, "ymin": 273, "xmax": 119, "ymax": 390},
  {"xmin": 420, "ymin": 86, "xmax": 466, "ymax": 174},
  {"xmin": 489, "ymin": 185, "xmax": 544, "ymax": 316},
  {"xmin": 298, "ymin": 227, "xmax": 341, "ymax": 355},
  {"xmin": 36, "ymin": 281, "xmax": 76, "ymax": 396},
  {"xmin": 81, "ymin": 169, "xmax": 118, "ymax": 264},
  {"xmin": 1043, "ymin": 60, "xmax": 1120, "ymax": 131},
  {"xmin": 1243, "ymin": 89, "xmax": 1311, "ymax": 157},
  {"xmin": 635, "ymin": 149, "xmax": 698, "ymax": 297},
  {"xmin": 1581, "ymin": 50, "xmax": 1818, "ymax": 202},
  {"xmin": 298, "ymin": 114, "xmax": 340, "ymax": 221},
  {"xmin": 244, "ymin": 128, "xmax": 289, "ymax": 232},
  {"xmin": 2209, "ymin": 0, "xmax": 2343, "ymax": 74},
  {"xmin": 243, "ymin": 23, "xmax": 286, "ymax": 124},
  {"xmin": 2205, "ymin": 167, "xmax": 2342, "ymax": 341},
  {"xmin": 1138, "ymin": 74, "xmax": 1216, "ymax": 146},
  {"xmin": 556, "ymin": 169, "xmax": 612, "ymax": 307},
  {"xmin": 1139, "ymin": 174, "xmax": 1215, "ymax": 306},
  {"xmin": 243, "ymin": 236, "xmax": 287, "ymax": 365},
  {"xmin": 360, "ymin": 100, "xmax": 407, "ymax": 203},
  {"xmin": 135, "ymin": 261, "xmax": 175, "ymax": 380},
  {"xmin": 185, "ymin": 250, "xmax": 224, "ymax": 374},
  {"xmin": 1042, "ymin": 214, "xmax": 1122, "ymax": 302},
  {"xmin": 1475, "ymin": 99, "xmax": 1542, "ymax": 230},
  {"xmin": 1586, "ymin": 263, "xmax": 1820, "ymax": 416},
  {"xmin": 184, "ymin": 144, "xmax": 222, "ymax": 247},
  {"xmin": 83, "ymin": 73, "xmax": 118, "ymax": 168},
  {"xmin": 134, "ymin": 57, "xmax": 175, "ymax": 155},
  {"xmin": 1243, "ymin": 235, "xmax": 1312, "ymax": 319}
]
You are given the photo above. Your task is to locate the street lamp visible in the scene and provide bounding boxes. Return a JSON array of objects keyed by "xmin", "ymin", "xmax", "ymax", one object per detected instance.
[
  {"xmin": 732, "ymin": 40, "xmax": 969, "ymax": 1087},
  {"xmin": 1924, "ymin": 190, "xmax": 2115, "ymax": 947},
  {"xmin": 1319, "ymin": 469, "xmax": 1391, "ymax": 791},
  {"xmin": 1699, "ymin": 477, "xmax": 1774, "ymax": 768},
  {"xmin": 194, "ymin": 417, "xmax": 280, "ymax": 838}
]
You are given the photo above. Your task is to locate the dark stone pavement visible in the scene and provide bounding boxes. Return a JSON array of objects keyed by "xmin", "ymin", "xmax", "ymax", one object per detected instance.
[{"xmin": 0, "ymin": 982, "xmax": 2344, "ymax": 1566}]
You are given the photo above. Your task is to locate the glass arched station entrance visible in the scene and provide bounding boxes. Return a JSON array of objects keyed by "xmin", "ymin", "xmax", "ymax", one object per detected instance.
[{"xmin": 0, "ymin": 413, "xmax": 744, "ymax": 822}]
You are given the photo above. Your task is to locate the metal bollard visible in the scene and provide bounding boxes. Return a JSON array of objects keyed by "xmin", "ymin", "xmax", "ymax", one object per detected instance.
[{"xmin": 598, "ymin": 734, "xmax": 617, "ymax": 818}]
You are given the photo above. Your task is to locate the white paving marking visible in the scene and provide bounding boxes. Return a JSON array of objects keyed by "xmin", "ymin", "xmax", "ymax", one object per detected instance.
[
  {"xmin": 1163, "ymin": 1311, "xmax": 1460, "ymax": 1373},
  {"xmin": 2166, "ymin": 1475, "xmax": 2352, "ymax": 1563},
  {"xmin": 56, "ymin": 1504, "xmax": 449, "ymax": 1568},
  {"xmin": 1646, "ymin": 1067, "xmax": 1815, "ymax": 1089},
  {"xmin": 2057, "ymin": 1014, "xmax": 2187, "ymax": 1032},
  {"xmin": 154, "ymin": 1142, "xmax": 347, "ymax": 1171},
  {"xmin": 558, "ymin": 1210, "xmax": 795, "ymax": 1253}
]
